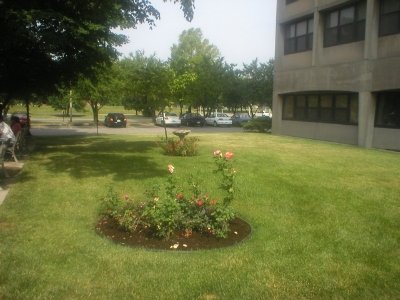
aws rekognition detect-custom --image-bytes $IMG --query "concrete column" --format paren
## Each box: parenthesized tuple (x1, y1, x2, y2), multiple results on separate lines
(358, 92, 376, 148)
(312, 8, 323, 66)
(271, 93, 283, 135)
(364, 0, 379, 59)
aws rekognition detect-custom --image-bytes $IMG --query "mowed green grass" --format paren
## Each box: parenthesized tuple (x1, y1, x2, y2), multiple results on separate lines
(0, 133, 399, 299)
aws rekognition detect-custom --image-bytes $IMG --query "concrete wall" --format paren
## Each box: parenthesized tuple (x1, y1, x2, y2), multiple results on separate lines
(378, 33, 400, 59)
(274, 61, 370, 93)
(280, 121, 358, 145)
(318, 42, 365, 66)
(373, 128, 400, 150)
(277, 0, 314, 23)
(371, 57, 400, 91)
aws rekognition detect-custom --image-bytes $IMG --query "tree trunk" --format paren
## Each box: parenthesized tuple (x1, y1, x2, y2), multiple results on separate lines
(25, 99, 32, 135)
(91, 104, 99, 125)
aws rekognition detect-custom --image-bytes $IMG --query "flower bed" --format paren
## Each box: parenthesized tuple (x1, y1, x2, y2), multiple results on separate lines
(97, 150, 249, 249)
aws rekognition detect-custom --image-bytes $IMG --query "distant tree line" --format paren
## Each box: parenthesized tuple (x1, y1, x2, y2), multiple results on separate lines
(50, 28, 274, 122)
(1, 1, 273, 123)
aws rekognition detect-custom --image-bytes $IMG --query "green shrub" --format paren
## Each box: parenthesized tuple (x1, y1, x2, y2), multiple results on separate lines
(242, 117, 272, 133)
(159, 137, 199, 156)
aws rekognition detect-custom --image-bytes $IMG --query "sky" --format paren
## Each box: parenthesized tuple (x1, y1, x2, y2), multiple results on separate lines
(115, 0, 277, 66)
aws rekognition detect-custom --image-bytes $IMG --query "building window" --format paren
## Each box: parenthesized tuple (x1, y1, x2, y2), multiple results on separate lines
(324, 1, 366, 47)
(282, 93, 358, 125)
(284, 17, 313, 54)
(379, 0, 400, 36)
(375, 91, 400, 128)
(286, 0, 298, 4)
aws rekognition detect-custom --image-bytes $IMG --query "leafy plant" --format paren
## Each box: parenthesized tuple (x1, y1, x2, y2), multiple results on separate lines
(100, 151, 237, 239)
(213, 150, 236, 205)
(158, 136, 200, 156)
(242, 116, 272, 132)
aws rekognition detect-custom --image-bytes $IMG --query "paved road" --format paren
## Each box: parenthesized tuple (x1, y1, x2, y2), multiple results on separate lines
(30, 117, 243, 136)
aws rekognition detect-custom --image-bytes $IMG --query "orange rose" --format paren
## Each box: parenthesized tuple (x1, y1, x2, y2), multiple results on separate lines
(224, 152, 234, 160)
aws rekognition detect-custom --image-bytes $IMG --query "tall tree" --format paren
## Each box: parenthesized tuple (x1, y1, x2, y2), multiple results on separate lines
(170, 28, 220, 75)
(241, 59, 274, 116)
(192, 56, 226, 116)
(47, 85, 86, 121)
(119, 52, 173, 116)
(74, 65, 121, 124)
(221, 64, 246, 113)
(170, 28, 223, 114)
(0, 0, 194, 113)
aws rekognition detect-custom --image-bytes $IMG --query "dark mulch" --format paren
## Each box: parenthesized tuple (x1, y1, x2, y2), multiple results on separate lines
(96, 216, 252, 251)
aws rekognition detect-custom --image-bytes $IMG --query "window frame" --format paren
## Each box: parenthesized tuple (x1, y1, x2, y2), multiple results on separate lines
(323, 1, 366, 47)
(282, 93, 358, 125)
(379, 0, 400, 36)
(284, 17, 314, 55)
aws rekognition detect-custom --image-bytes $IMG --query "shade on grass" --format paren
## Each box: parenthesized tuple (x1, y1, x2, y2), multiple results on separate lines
(0, 133, 399, 299)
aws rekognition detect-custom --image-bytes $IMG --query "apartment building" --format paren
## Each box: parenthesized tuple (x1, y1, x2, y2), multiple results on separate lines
(272, 0, 400, 150)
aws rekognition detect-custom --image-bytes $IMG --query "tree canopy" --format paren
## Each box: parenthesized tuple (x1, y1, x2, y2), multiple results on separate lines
(119, 51, 173, 116)
(0, 0, 194, 112)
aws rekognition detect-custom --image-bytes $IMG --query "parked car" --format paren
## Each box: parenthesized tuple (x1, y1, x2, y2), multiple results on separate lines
(155, 112, 181, 127)
(205, 113, 232, 126)
(255, 111, 272, 118)
(231, 112, 251, 126)
(180, 113, 205, 127)
(11, 112, 28, 127)
(104, 113, 127, 127)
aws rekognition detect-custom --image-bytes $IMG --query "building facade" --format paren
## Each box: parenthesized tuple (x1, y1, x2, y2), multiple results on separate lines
(272, 0, 400, 150)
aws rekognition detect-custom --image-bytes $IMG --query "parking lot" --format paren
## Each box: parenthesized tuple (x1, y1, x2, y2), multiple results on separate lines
(30, 116, 243, 136)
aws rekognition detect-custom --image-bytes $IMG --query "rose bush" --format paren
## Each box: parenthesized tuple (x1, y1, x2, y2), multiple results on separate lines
(100, 150, 237, 239)
(158, 137, 199, 156)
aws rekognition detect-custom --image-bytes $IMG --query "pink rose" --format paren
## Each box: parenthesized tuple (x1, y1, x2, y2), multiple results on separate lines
(213, 150, 222, 157)
(196, 199, 204, 207)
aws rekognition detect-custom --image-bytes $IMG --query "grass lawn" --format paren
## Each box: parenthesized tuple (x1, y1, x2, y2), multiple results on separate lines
(0, 133, 399, 299)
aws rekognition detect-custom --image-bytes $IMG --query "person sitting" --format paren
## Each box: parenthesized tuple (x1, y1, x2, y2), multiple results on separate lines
(0, 115, 16, 143)
(10, 116, 22, 136)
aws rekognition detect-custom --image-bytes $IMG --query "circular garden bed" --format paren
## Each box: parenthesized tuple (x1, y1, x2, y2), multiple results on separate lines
(96, 216, 251, 251)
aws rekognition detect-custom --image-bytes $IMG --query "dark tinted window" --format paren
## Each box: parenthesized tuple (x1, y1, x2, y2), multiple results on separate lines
(324, 1, 366, 47)
(375, 91, 400, 128)
(283, 93, 358, 125)
(379, 0, 400, 36)
(284, 17, 313, 54)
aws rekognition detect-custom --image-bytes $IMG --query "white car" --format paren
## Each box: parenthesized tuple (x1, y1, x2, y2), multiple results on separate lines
(155, 112, 181, 127)
(205, 113, 232, 127)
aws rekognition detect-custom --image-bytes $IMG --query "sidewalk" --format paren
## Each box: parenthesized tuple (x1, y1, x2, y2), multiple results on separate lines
(0, 161, 24, 205)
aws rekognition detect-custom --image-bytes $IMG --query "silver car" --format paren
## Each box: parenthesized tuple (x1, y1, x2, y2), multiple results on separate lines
(205, 113, 232, 127)
(155, 112, 181, 127)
